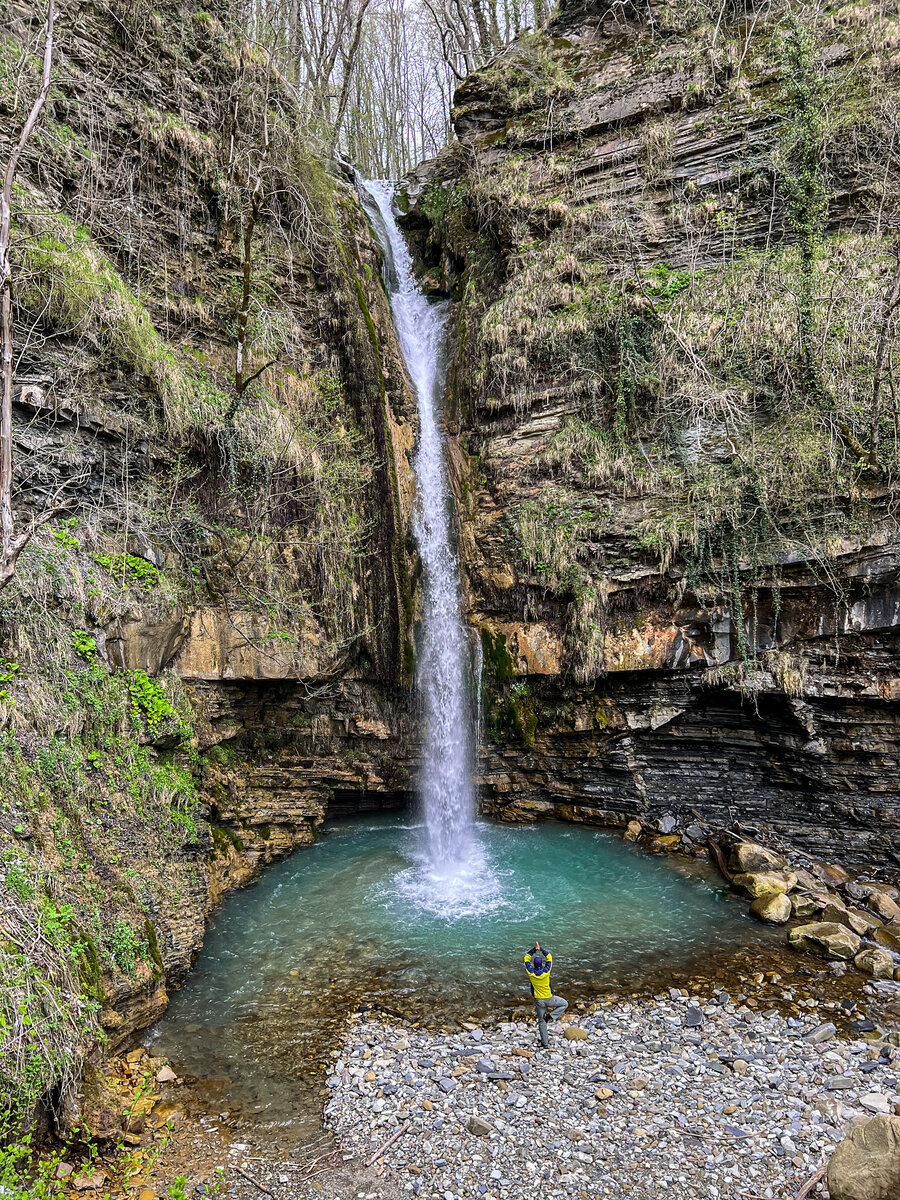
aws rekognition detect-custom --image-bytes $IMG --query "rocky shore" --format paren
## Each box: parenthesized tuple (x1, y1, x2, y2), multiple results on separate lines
(323, 989, 900, 1200)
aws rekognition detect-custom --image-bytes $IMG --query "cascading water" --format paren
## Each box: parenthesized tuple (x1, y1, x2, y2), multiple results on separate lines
(361, 180, 491, 914)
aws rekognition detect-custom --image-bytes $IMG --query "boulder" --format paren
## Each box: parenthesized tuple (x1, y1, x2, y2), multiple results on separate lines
(824, 902, 880, 937)
(623, 820, 642, 843)
(873, 926, 900, 955)
(869, 892, 900, 924)
(814, 862, 852, 887)
(732, 870, 798, 898)
(791, 892, 826, 918)
(729, 842, 788, 874)
(750, 893, 792, 924)
(789, 922, 862, 960)
(793, 867, 824, 891)
(854, 948, 896, 979)
(826, 1115, 900, 1200)
(847, 881, 877, 902)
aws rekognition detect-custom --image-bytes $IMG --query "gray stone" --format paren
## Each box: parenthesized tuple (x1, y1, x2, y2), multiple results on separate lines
(805, 1023, 837, 1043)
(789, 922, 861, 960)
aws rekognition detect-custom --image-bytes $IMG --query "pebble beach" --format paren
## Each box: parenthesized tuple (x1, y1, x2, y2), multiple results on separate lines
(322, 984, 900, 1200)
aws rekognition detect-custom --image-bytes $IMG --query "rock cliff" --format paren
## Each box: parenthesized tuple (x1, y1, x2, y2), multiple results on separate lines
(403, 0, 900, 864)
(0, 0, 418, 1123)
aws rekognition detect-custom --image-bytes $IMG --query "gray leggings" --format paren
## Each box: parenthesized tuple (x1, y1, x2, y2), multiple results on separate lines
(534, 994, 568, 1047)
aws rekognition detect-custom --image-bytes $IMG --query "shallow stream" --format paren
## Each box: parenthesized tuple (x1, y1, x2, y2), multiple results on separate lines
(148, 814, 777, 1136)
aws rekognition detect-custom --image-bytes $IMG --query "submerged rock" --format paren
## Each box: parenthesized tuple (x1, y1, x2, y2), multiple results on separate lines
(789, 922, 862, 960)
(827, 1115, 900, 1200)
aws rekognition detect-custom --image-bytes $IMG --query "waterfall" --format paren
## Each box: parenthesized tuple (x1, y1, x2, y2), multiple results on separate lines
(361, 180, 476, 880)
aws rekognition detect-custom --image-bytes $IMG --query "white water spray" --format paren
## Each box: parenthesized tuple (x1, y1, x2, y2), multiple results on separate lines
(361, 181, 478, 887)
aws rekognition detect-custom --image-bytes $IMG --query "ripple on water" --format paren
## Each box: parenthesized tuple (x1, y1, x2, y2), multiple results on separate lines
(148, 812, 779, 1130)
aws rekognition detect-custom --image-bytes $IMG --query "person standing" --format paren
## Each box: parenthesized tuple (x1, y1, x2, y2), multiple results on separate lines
(524, 941, 568, 1048)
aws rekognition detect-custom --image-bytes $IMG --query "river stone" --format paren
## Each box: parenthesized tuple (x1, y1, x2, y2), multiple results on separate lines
(791, 892, 825, 918)
(789, 922, 861, 960)
(563, 1027, 588, 1041)
(793, 867, 823, 891)
(824, 902, 878, 937)
(733, 870, 798, 898)
(814, 862, 853, 887)
(827, 1115, 900, 1200)
(854, 948, 896, 978)
(868, 892, 900, 924)
(467, 1116, 492, 1137)
(623, 820, 642, 842)
(729, 842, 788, 874)
(657, 814, 677, 835)
(750, 892, 792, 924)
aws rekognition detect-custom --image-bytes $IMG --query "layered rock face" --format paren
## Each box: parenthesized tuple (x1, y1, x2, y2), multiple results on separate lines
(405, 0, 900, 863)
(0, 0, 418, 1115)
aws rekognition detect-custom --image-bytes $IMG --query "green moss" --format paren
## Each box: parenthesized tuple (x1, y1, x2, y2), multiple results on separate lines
(210, 824, 244, 853)
(514, 696, 538, 746)
(480, 628, 515, 682)
(143, 917, 164, 973)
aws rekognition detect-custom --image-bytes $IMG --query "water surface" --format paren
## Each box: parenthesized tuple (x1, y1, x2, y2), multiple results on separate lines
(149, 814, 771, 1130)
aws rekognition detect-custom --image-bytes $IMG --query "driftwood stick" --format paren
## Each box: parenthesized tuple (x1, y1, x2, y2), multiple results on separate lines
(235, 1164, 276, 1197)
(366, 1119, 411, 1167)
(795, 1161, 828, 1200)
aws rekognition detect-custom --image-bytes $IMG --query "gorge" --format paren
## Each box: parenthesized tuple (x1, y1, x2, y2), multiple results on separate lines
(0, 0, 899, 1191)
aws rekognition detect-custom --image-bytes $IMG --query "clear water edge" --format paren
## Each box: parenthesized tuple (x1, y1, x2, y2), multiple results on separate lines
(148, 814, 775, 1130)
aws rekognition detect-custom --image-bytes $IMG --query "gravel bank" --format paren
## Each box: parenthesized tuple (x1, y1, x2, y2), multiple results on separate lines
(324, 984, 900, 1200)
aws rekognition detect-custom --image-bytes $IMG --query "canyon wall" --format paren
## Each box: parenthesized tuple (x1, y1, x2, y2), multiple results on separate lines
(3, 0, 900, 1137)
(402, 0, 900, 865)
(0, 0, 418, 1125)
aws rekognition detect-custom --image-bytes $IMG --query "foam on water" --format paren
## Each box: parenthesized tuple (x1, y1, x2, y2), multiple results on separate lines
(148, 813, 775, 1126)
(387, 838, 532, 922)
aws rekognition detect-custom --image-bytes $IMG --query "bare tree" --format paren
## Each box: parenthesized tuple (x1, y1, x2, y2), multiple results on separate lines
(0, 0, 57, 590)
(249, 0, 536, 177)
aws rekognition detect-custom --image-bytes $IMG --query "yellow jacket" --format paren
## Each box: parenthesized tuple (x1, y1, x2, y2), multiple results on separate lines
(524, 952, 553, 999)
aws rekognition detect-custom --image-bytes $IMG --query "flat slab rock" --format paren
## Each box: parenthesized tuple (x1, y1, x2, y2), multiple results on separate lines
(322, 995, 900, 1200)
